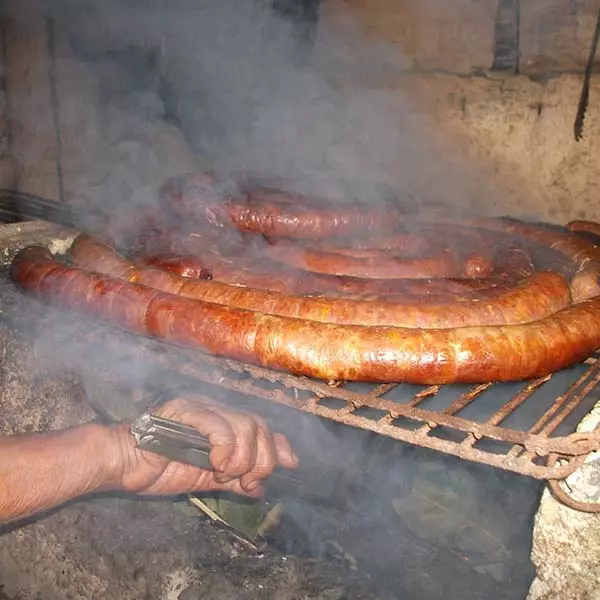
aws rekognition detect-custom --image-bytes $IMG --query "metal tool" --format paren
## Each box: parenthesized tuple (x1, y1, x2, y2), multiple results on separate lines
(131, 413, 214, 470)
(574, 5, 600, 141)
(130, 412, 385, 511)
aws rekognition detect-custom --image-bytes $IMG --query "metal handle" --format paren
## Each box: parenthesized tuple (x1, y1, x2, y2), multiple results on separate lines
(131, 413, 214, 471)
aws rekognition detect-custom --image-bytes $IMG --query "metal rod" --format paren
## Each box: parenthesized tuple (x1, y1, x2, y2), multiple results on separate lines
(574, 4, 600, 141)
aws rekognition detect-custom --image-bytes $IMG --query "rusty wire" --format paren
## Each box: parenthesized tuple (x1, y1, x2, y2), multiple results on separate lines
(547, 454, 600, 513)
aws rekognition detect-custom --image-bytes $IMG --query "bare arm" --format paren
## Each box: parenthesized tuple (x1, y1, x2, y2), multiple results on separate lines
(0, 394, 297, 525)
(0, 423, 120, 524)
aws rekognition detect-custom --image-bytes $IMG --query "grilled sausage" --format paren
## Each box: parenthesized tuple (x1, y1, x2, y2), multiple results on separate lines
(135, 224, 532, 296)
(413, 216, 600, 301)
(11, 245, 600, 384)
(139, 254, 212, 280)
(140, 251, 513, 298)
(161, 174, 408, 240)
(70, 235, 571, 328)
(567, 220, 600, 240)
(261, 240, 494, 280)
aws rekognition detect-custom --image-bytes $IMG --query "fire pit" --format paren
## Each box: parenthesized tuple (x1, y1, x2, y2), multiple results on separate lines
(0, 215, 597, 600)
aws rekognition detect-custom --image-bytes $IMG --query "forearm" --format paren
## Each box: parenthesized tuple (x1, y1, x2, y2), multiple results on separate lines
(0, 424, 122, 524)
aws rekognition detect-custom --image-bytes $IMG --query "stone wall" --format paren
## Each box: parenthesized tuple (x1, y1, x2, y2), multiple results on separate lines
(317, 0, 600, 225)
(382, 72, 600, 225)
(323, 0, 600, 75)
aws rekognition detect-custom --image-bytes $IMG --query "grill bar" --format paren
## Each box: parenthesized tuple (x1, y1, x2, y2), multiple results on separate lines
(129, 338, 600, 480)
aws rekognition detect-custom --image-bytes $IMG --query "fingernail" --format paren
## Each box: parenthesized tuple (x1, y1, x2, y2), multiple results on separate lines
(218, 459, 229, 472)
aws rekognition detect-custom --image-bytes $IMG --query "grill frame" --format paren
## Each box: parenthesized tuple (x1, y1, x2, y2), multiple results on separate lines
(144, 342, 600, 481)
(1, 219, 600, 501)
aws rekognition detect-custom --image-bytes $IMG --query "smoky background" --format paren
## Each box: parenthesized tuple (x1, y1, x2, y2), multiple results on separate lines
(0, 1, 541, 597)
(3, 0, 507, 227)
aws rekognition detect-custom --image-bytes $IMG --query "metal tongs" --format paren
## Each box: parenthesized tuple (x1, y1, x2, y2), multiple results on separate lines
(130, 412, 376, 511)
(131, 412, 276, 550)
(131, 413, 214, 471)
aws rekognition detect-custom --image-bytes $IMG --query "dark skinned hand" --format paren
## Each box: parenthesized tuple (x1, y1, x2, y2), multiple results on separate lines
(110, 394, 298, 498)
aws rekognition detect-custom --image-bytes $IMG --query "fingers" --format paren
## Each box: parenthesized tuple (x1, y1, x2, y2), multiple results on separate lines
(154, 397, 239, 473)
(212, 409, 260, 481)
(152, 393, 298, 495)
(140, 460, 265, 498)
(239, 421, 278, 493)
(273, 432, 299, 469)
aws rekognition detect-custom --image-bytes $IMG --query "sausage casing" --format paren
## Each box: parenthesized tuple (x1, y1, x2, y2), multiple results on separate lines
(70, 235, 572, 328)
(11, 246, 600, 384)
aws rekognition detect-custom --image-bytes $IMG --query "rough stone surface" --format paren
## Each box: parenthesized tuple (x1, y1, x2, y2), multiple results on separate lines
(340, 71, 600, 226)
(527, 401, 600, 600)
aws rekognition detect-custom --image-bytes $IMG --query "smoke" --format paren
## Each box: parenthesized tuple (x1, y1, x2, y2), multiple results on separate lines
(0, 2, 539, 596)
(4, 0, 504, 229)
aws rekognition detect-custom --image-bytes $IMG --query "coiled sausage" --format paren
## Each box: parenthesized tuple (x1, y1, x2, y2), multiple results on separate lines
(11, 246, 600, 384)
(70, 235, 571, 328)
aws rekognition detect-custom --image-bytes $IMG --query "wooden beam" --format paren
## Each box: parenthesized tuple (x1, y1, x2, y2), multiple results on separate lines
(3, 13, 61, 199)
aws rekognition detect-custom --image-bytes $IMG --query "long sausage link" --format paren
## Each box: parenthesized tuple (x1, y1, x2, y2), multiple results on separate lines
(140, 254, 212, 280)
(261, 240, 466, 280)
(160, 174, 408, 240)
(142, 251, 515, 299)
(11, 246, 600, 384)
(137, 252, 519, 301)
(70, 235, 571, 328)
(567, 219, 600, 239)
(413, 216, 600, 302)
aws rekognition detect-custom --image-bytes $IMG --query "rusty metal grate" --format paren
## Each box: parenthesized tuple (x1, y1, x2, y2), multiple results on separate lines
(138, 340, 600, 481)
(1, 253, 600, 484)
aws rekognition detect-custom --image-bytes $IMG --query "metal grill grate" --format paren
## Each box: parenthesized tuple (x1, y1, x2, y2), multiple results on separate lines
(1, 231, 599, 484)
(140, 341, 600, 481)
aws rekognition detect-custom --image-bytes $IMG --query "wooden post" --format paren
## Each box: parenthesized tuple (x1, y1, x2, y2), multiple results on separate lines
(3, 12, 61, 199)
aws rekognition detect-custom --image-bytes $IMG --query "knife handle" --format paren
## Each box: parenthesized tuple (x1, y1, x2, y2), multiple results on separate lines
(130, 413, 214, 471)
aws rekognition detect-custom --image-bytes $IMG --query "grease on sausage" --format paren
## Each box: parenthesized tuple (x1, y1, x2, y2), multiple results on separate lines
(11, 246, 600, 384)
(70, 235, 572, 328)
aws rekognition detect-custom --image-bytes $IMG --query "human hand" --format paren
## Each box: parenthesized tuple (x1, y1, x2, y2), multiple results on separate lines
(107, 394, 298, 498)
